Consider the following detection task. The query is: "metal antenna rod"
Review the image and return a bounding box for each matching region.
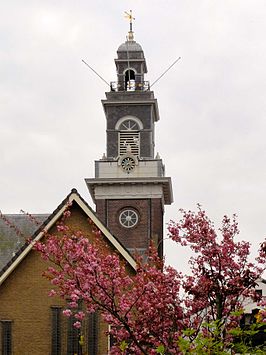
[82,59,110,87]
[150,57,181,88]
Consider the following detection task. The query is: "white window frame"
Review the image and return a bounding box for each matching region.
[116,116,143,157]
[115,115,143,131]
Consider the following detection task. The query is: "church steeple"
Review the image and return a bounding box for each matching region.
[86,24,173,258]
[106,27,157,161]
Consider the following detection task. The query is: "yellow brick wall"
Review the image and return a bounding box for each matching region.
[0,202,128,355]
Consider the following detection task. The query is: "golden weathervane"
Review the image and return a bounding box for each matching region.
[124,10,135,33]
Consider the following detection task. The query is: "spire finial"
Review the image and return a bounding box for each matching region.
[124,10,135,41]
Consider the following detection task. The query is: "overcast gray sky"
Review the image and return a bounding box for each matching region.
[1,0,266,270]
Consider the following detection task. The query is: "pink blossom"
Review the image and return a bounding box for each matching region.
[48,289,56,297]
[63,210,71,218]
[62,309,72,317]
[75,311,85,321]
[35,208,266,354]
[73,321,81,329]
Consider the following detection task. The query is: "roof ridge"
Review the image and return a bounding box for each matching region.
[0,190,75,277]
[0,189,137,282]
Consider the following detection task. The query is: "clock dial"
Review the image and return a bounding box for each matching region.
[121,156,136,173]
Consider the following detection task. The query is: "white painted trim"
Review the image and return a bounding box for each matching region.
[94,184,164,200]
[0,203,68,286]
[70,194,137,270]
[115,115,143,130]
[0,192,136,286]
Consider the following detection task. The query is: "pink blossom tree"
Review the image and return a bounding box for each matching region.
[36,228,185,354]
[168,207,265,346]
[35,207,266,354]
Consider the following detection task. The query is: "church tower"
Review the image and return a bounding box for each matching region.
[85,24,173,257]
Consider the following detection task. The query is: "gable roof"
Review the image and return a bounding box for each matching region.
[0,189,137,286]
[0,214,48,269]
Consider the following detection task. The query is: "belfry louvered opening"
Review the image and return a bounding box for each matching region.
[119,131,139,156]
[118,118,140,157]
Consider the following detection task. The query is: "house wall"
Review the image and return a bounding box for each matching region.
[0,202,131,355]
[0,248,66,355]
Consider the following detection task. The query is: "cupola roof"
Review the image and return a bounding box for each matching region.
[117,39,143,52]
[117,10,143,54]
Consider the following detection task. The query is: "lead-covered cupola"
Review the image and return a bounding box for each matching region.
[113,30,148,92]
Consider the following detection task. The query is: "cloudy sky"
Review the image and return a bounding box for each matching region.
[1,0,266,270]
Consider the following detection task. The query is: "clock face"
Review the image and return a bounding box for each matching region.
[121,156,136,173]
[119,209,138,228]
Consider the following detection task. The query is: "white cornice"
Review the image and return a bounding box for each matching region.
[85,177,173,205]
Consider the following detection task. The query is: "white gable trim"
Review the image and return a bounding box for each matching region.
[0,191,136,286]
[68,193,137,270]
[0,202,67,286]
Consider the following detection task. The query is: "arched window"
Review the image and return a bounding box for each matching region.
[116,116,142,157]
[118,119,140,131]
[125,69,136,91]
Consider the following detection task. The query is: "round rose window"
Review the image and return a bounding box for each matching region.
[119,209,138,228]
